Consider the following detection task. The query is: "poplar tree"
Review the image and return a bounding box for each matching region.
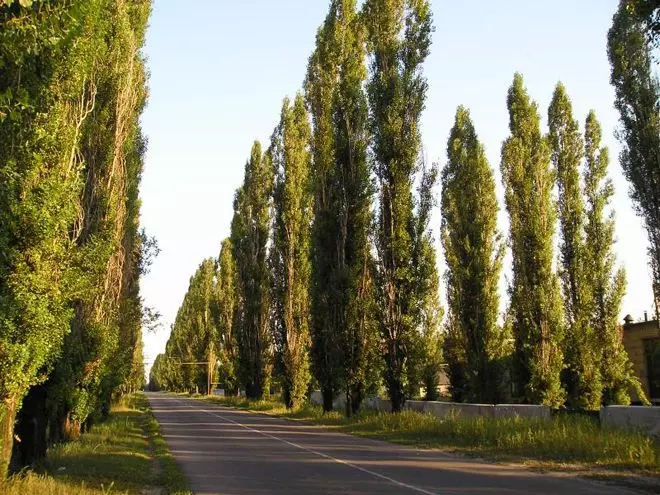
[0,0,150,474]
[45,0,151,443]
[408,162,443,401]
[442,107,506,403]
[501,74,565,407]
[583,112,648,405]
[363,0,434,412]
[608,0,660,315]
[231,142,273,399]
[306,8,340,411]
[305,0,377,414]
[215,239,239,395]
[0,2,96,473]
[270,94,313,409]
[165,259,218,393]
[548,84,601,409]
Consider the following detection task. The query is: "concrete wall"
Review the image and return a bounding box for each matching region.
[310,392,550,420]
[310,392,660,436]
[600,405,660,436]
[404,401,550,420]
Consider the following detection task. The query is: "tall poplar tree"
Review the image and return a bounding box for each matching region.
[442,107,506,403]
[215,239,239,395]
[608,0,660,315]
[363,0,434,412]
[306,5,341,412]
[583,111,648,405]
[0,2,89,472]
[44,0,151,444]
[270,94,313,409]
[548,84,601,409]
[305,0,377,414]
[1,0,150,474]
[231,142,273,399]
[501,74,565,407]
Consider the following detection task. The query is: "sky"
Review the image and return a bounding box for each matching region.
[139,0,654,373]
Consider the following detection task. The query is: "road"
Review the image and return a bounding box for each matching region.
[147,392,635,495]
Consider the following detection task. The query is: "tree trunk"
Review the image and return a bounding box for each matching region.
[350,383,363,415]
[63,413,82,441]
[0,397,18,480]
[11,385,47,471]
[321,386,334,413]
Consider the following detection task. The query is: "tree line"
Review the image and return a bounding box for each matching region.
[151,0,658,415]
[0,0,152,479]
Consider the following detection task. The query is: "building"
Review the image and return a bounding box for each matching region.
[622,314,660,403]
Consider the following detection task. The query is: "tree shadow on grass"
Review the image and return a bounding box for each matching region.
[37,409,154,493]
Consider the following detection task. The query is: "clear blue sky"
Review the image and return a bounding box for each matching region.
[140,0,653,371]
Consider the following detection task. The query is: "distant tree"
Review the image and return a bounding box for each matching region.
[548,84,601,409]
[231,142,273,399]
[442,107,506,403]
[583,111,649,406]
[270,94,313,409]
[363,0,434,412]
[608,0,660,317]
[501,74,565,407]
[215,239,239,395]
[165,259,218,394]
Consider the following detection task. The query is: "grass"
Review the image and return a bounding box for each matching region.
[1,392,190,494]
[200,394,660,475]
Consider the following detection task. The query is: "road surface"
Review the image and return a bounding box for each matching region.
[147,392,635,495]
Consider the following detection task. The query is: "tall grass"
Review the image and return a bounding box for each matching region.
[202,395,659,473]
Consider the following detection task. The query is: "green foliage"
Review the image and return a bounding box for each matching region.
[583,112,648,406]
[442,106,506,404]
[306,0,379,414]
[305,4,343,412]
[548,84,601,409]
[0,1,92,474]
[164,259,218,394]
[500,74,565,407]
[0,0,151,475]
[621,0,660,48]
[214,239,239,395]
[231,142,274,399]
[608,0,660,319]
[363,0,435,412]
[407,223,444,401]
[270,94,313,409]
[44,0,151,441]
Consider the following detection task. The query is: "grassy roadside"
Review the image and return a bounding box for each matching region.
[1,392,190,495]
[196,394,659,475]
[140,394,190,494]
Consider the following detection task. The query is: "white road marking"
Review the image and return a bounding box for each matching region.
[173,398,439,495]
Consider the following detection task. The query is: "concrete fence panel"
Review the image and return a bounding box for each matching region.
[600,406,660,436]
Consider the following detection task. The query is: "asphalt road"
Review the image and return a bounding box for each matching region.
[147,392,636,495]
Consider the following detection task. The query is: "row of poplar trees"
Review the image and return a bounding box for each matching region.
[151,0,657,415]
[0,0,152,479]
